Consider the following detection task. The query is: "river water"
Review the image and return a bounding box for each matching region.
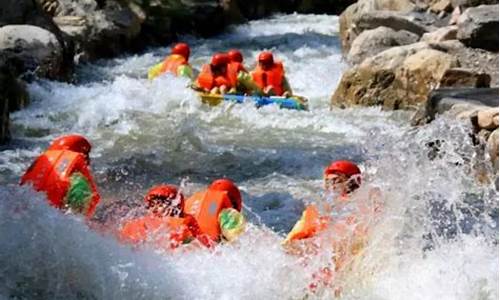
[0,14,498,299]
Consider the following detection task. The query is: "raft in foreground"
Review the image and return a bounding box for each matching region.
[199,93,309,111]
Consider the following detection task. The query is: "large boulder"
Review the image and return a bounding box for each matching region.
[332,44,462,110]
[54,0,143,60]
[348,26,419,64]
[355,11,430,37]
[410,87,498,125]
[0,25,64,79]
[0,0,73,79]
[339,0,418,53]
[456,4,499,51]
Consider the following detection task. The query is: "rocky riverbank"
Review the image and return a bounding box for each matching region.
[331,0,498,177]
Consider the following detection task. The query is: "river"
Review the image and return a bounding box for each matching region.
[0,14,498,299]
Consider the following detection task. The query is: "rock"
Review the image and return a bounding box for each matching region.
[0,0,73,79]
[494,115,499,126]
[355,11,430,37]
[348,27,419,64]
[410,87,499,125]
[0,51,30,144]
[420,26,457,42]
[451,0,498,9]
[53,0,143,61]
[360,42,431,69]
[432,40,499,86]
[431,0,453,12]
[450,103,482,121]
[487,129,499,171]
[477,107,499,130]
[439,68,490,88]
[449,6,461,25]
[332,44,462,110]
[457,4,499,51]
[338,0,416,53]
[0,25,64,79]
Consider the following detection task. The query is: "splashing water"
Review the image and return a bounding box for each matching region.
[0,14,497,299]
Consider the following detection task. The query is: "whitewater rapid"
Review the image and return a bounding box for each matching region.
[0,14,498,299]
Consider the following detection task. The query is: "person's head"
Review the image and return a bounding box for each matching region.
[48,134,92,162]
[210,53,229,74]
[323,160,361,195]
[258,51,274,70]
[209,178,242,211]
[144,185,184,217]
[171,43,190,60]
[227,49,243,63]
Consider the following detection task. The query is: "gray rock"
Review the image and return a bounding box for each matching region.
[451,0,498,9]
[348,27,419,64]
[411,87,499,125]
[355,10,430,37]
[0,0,73,79]
[439,68,490,88]
[487,128,499,171]
[0,25,64,79]
[457,4,499,51]
[421,26,458,42]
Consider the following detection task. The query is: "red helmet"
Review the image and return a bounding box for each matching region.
[227,49,243,63]
[211,53,229,67]
[324,160,361,178]
[144,184,184,209]
[172,43,190,60]
[209,179,242,211]
[47,134,91,156]
[258,51,274,65]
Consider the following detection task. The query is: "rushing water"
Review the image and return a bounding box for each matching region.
[0,14,498,299]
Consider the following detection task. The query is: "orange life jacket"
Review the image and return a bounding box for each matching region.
[184,189,233,241]
[286,204,330,242]
[160,54,188,75]
[251,61,285,96]
[119,214,203,250]
[227,62,246,87]
[196,64,232,91]
[20,150,100,218]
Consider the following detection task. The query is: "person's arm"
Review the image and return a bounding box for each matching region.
[219,208,246,242]
[238,71,264,96]
[148,62,164,80]
[282,76,293,96]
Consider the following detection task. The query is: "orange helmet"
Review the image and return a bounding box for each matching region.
[211,53,229,67]
[227,49,243,63]
[47,134,91,157]
[324,160,361,177]
[172,43,190,60]
[209,179,242,211]
[144,184,184,209]
[258,51,274,65]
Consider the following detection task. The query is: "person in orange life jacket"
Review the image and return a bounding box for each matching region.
[195,53,233,95]
[148,42,193,79]
[226,49,250,94]
[184,178,246,243]
[119,185,210,250]
[283,161,382,293]
[20,134,100,218]
[250,51,292,97]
